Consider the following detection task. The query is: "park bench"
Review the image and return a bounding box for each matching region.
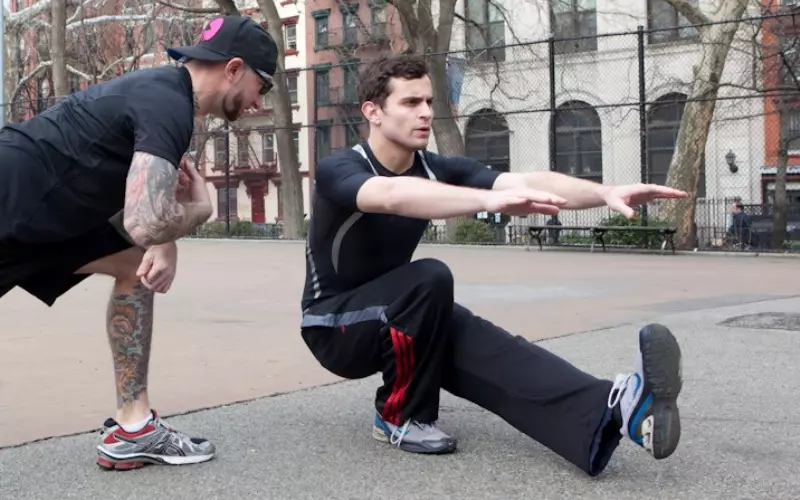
[526,224,678,254]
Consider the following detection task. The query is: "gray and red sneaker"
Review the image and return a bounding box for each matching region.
[373,414,457,454]
[96,410,215,470]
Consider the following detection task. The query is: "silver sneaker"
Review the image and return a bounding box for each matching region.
[373,413,457,454]
[96,410,215,470]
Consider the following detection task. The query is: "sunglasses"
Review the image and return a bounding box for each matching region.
[251,68,273,95]
[259,79,273,96]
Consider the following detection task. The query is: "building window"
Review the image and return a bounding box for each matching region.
[343,8,358,45]
[293,129,300,154]
[286,73,298,104]
[36,77,49,113]
[553,101,603,183]
[647,0,698,44]
[344,119,362,147]
[464,0,506,62]
[371,4,387,40]
[316,123,332,160]
[69,74,81,93]
[314,15,329,47]
[647,93,706,197]
[262,132,274,163]
[284,23,297,50]
[465,108,510,173]
[214,135,227,165]
[343,62,358,103]
[316,69,330,105]
[236,133,250,168]
[551,0,597,54]
[217,186,237,219]
[779,33,799,88]
[788,109,800,155]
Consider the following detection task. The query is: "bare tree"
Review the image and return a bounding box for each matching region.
[5,1,194,121]
[653,0,750,248]
[199,1,305,239]
[256,0,304,240]
[51,0,68,98]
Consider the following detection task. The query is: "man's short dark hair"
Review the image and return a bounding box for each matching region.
[357,54,430,107]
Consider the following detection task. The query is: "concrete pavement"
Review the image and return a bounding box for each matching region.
[2,241,800,499]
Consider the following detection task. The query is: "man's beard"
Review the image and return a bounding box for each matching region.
[223,92,244,121]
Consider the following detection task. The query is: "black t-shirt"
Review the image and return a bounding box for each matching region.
[0,65,195,244]
[302,142,500,311]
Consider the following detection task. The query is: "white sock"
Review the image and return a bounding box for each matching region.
[120,412,154,433]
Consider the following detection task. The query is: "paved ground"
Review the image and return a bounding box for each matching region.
[2,241,800,499]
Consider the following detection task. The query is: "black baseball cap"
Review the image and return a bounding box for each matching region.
[168,15,278,89]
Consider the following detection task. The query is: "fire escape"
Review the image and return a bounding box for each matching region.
[314,1,391,157]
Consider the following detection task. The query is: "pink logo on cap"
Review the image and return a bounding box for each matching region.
[202,18,224,41]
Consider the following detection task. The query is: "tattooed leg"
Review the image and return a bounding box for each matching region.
[106,279,155,424]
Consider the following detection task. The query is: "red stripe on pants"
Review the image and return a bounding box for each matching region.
[382,327,414,425]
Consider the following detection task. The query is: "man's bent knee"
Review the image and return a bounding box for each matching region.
[411,258,454,293]
[75,246,145,284]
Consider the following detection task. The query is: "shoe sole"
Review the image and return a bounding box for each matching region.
[372,426,457,455]
[96,449,215,471]
[639,323,683,460]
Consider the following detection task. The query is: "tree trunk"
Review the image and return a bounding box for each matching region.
[257,0,304,239]
[428,53,468,240]
[51,0,68,99]
[658,7,747,249]
[772,100,789,250]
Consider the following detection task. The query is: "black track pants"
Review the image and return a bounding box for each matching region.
[301,258,621,475]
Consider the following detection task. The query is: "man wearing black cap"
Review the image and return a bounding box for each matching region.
[0,15,277,470]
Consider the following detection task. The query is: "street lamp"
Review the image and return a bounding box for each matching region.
[726,150,738,173]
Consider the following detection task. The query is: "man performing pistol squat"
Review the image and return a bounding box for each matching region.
[0,15,278,470]
[301,54,688,476]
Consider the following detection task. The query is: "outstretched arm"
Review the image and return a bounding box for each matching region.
[492,172,611,209]
[122,152,211,248]
[492,171,688,217]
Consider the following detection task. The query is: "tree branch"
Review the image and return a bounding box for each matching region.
[660,0,711,29]
[6,0,56,28]
[10,61,51,104]
[386,0,420,48]
[157,0,220,14]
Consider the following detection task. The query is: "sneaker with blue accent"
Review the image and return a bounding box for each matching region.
[608,323,683,459]
[372,414,457,454]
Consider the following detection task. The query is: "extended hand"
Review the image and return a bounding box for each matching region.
[178,157,213,222]
[175,157,193,204]
[603,184,689,218]
[484,188,567,216]
[136,242,178,293]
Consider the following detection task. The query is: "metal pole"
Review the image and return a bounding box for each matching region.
[548,36,556,172]
[637,26,648,225]
[224,121,231,235]
[0,4,6,128]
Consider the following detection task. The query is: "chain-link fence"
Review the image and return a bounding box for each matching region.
[4,9,799,252]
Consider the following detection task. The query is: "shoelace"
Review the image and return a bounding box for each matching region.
[606,373,632,409]
[388,420,438,447]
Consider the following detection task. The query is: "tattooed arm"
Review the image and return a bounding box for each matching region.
[122,152,212,248]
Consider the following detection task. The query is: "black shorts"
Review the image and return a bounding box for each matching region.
[0,223,134,306]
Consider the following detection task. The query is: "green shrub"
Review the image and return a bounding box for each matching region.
[598,213,670,247]
[454,219,496,244]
